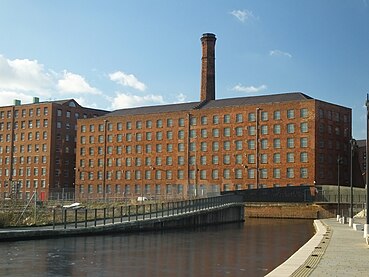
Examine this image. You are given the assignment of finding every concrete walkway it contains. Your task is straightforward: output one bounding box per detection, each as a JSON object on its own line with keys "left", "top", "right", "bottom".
{"left": 266, "top": 217, "right": 369, "bottom": 276}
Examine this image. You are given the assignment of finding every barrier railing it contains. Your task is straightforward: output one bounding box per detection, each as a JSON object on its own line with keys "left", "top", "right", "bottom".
{"left": 54, "top": 194, "right": 244, "bottom": 230}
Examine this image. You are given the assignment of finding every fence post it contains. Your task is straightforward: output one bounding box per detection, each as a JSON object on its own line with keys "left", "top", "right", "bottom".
{"left": 143, "top": 204, "right": 145, "bottom": 220}
{"left": 85, "top": 209, "right": 88, "bottom": 228}
{"left": 120, "top": 206, "right": 123, "bottom": 223}
{"left": 53, "top": 208, "right": 56, "bottom": 230}
{"left": 136, "top": 205, "right": 138, "bottom": 221}
{"left": 94, "top": 209, "right": 97, "bottom": 226}
{"left": 150, "top": 204, "right": 152, "bottom": 219}
{"left": 162, "top": 203, "right": 164, "bottom": 217}
{"left": 103, "top": 208, "right": 106, "bottom": 225}
{"left": 63, "top": 209, "right": 67, "bottom": 229}
{"left": 74, "top": 209, "right": 78, "bottom": 229}
{"left": 112, "top": 207, "right": 115, "bottom": 224}
{"left": 128, "top": 205, "right": 131, "bottom": 222}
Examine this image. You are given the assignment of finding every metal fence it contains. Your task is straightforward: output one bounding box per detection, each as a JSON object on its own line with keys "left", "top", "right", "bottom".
{"left": 53, "top": 194, "right": 244, "bottom": 230}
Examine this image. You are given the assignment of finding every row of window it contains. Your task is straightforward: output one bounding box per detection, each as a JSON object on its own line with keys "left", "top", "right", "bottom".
{"left": 0, "top": 107, "right": 49, "bottom": 119}
{"left": 0, "top": 143, "right": 48, "bottom": 154}
{"left": 318, "top": 109, "right": 349, "bottom": 123}
{"left": 0, "top": 131, "right": 48, "bottom": 143}
{"left": 78, "top": 167, "right": 309, "bottom": 181}
{"left": 79, "top": 123, "right": 309, "bottom": 145}
{"left": 79, "top": 151, "right": 309, "bottom": 169}
{"left": 0, "top": 179, "right": 46, "bottom": 189}
{"left": 0, "top": 167, "right": 47, "bottom": 177}
{"left": 80, "top": 109, "right": 310, "bottom": 133}
{"left": 79, "top": 137, "right": 309, "bottom": 157}
{"left": 0, "top": 119, "right": 49, "bottom": 131}
{"left": 0, "top": 156, "right": 48, "bottom": 165}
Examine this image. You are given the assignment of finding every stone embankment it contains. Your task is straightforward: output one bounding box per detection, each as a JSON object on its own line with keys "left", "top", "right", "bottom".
{"left": 245, "top": 203, "right": 336, "bottom": 219}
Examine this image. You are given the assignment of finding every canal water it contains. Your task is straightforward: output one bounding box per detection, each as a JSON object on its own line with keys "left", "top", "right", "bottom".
{"left": 0, "top": 218, "right": 314, "bottom": 277}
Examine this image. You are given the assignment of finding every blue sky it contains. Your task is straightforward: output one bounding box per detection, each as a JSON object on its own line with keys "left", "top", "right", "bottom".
{"left": 0, "top": 1, "right": 368, "bottom": 138}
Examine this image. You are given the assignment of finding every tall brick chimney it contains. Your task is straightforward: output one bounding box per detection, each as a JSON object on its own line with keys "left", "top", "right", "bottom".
{"left": 200, "top": 33, "right": 216, "bottom": 102}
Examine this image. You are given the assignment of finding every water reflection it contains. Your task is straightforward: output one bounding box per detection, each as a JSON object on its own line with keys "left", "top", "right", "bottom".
{"left": 0, "top": 218, "right": 313, "bottom": 277}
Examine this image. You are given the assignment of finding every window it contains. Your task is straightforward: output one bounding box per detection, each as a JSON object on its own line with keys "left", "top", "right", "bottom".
{"left": 274, "top": 110, "right": 281, "bottom": 120}
{"left": 300, "top": 168, "right": 308, "bottom": 178}
{"left": 260, "top": 169, "right": 267, "bottom": 179}
{"left": 287, "top": 123, "right": 295, "bottom": 134}
{"left": 223, "top": 154, "right": 230, "bottom": 165}
{"left": 136, "top": 121, "right": 142, "bottom": 129}
{"left": 212, "top": 128, "right": 219, "bottom": 137}
{"left": 300, "top": 137, "right": 308, "bottom": 148}
{"left": 235, "top": 140, "right": 243, "bottom": 150}
{"left": 235, "top": 154, "right": 242, "bottom": 164}
{"left": 261, "top": 125, "right": 268, "bottom": 135}
{"left": 167, "top": 131, "right": 173, "bottom": 140}
{"left": 178, "top": 118, "right": 185, "bottom": 127}
{"left": 235, "top": 169, "right": 243, "bottom": 179}
{"left": 248, "top": 140, "right": 255, "bottom": 150}
{"left": 201, "top": 129, "right": 207, "bottom": 138}
{"left": 273, "top": 138, "right": 281, "bottom": 149}
{"left": 287, "top": 109, "right": 295, "bottom": 119}
{"left": 231, "top": 113, "right": 241, "bottom": 123}
{"left": 248, "top": 154, "right": 255, "bottom": 164}
{"left": 167, "top": 118, "right": 173, "bottom": 127}
{"left": 300, "top": 108, "right": 308, "bottom": 118}
{"left": 190, "top": 129, "right": 196, "bottom": 138}
{"left": 156, "top": 131, "right": 163, "bottom": 140}
{"left": 200, "top": 170, "right": 206, "bottom": 180}
{"left": 156, "top": 119, "right": 163, "bottom": 128}
{"left": 236, "top": 127, "right": 243, "bottom": 136}
{"left": 273, "top": 153, "right": 281, "bottom": 163}
{"left": 248, "top": 126, "right": 256, "bottom": 136}
{"left": 201, "top": 142, "right": 207, "bottom": 151}
{"left": 248, "top": 112, "right": 256, "bottom": 122}
{"left": 261, "top": 111, "right": 268, "bottom": 121}
{"left": 212, "top": 169, "right": 219, "bottom": 179}
{"left": 287, "top": 168, "right": 294, "bottom": 178}
{"left": 248, "top": 169, "right": 255, "bottom": 179}
{"left": 166, "top": 156, "right": 173, "bottom": 165}
{"left": 201, "top": 116, "right": 207, "bottom": 125}
{"left": 223, "top": 114, "right": 231, "bottom": 123}
{"left": 300, "top": 152, "right": 308, "bottom": 162}
{"left": 224, "top": 127, "right": 231, "bottom": 137}
{"left": 167, "top": 143, "right": 173, "bottom": 152}
{"left": 223, "top": 141, "right": 230, "bottom": 151}
{"left": 178, "top": 156, "right": 185, "bottom": 165}
{"left": 178, "top": 130, "right": 184, "bottom": 139}
{"left": 287, "top": 138, "right": 295, "bottom": 148}
{"left": 260, "top": 154, "right": 268, "bottom": 164}
{"left": 301, "top": 122, "right": 308, "bottom": 133}
{"left": 178, "top": 143, "right": 185, "bottom": 152}
{"left": 126, "top": 121, "right": 132, "bottom": 129}
{"left": 223, "top": 169, "right": 230, "bottom": 179}
{"left": 273, "top": 168, "right": 281, "bottom": 178}
{"left": 190, "top": 117, "right": 197, "bottom": 126}
{"left": 287, "top": 152, "right": 295, "bottom": 163}
{"left": 212, "top": 155, "right": 219, "bottom": 165}
{"left": 261, "top": 139, "right": 268, "bottom": 149}
{"left": 213, "top": 115, "right": 219, "bottom": 124}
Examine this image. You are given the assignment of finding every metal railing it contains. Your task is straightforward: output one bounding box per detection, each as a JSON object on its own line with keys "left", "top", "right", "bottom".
{"left": 53, "top": 194, "right": 243, "bottom": 230}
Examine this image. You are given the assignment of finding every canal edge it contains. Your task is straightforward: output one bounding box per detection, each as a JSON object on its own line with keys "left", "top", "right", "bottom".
{"left": 265, "top": 219, "right": 332, "bottom": 277}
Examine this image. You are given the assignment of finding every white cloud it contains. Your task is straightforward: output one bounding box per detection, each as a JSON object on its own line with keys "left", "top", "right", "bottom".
{"left": 109, "top": 71, "right": 147, "bottom": 91}
{"left": 176, "top": 93, "right": 186, "bottom": 103}
{"left": 232, "top": 84, "right": 267, "bottom": 93}
{"left": 57, "top": 70, "right": 100, "bottom": 94}
{"left": 111, "top": 92, "right": 165, "bottom": 109}
{"left": 269, "top": 49, "right": 292, "bottom": 58}
{"left": 230, "top": 10, "right": 257, "bottom": 22}
{"left": 0, "top": 54, "right": 102, "bottom": 107}
{"left": 0, "top": 55, "right": 54, "bottom": 94}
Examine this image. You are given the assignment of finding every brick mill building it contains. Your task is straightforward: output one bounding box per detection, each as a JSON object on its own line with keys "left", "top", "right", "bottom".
{"left": 0, "top": 97, "right": 107, "bottom": 200}
{"left": 74, "top": 33, "right": 352, "bottom": 201}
